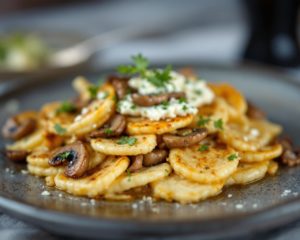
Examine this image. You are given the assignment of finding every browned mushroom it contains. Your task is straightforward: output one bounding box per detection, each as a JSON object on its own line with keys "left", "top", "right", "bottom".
{"left": 49, "top": 141, "right": 89, "bottom": 178}
{"left": 162, "top": 128, "right": 208, "bottom": 148}
{"left": 277, "top": 137, "right": 300, "bottom": 167}
{"left": 5, "top": 150, "right": 28, "bottom": 162}
{"left": 128, "top": 155, "right": 143, "bottom": 172}
{"left": 90, "top": 114, "right": 126, "bottom": 138}
{"left": 131, "top": 92, "right": 186, "bottom": 107}
{"left": 246, "top": 101, "right": 265, "bottom": 119}
{"left": 108, "top": 75, "right": 129, "bottom": 99}
{"left": 2, "top": 116, "right": 36, "bottom": 140}
{"left": 143, "top": 149, "right": 168, "bottom": 167}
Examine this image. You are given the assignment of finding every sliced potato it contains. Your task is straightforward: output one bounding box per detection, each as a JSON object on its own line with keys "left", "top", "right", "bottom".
{"left": 27, "top": 164, "right": 63, "bottom": 177}
{"left": 126, "top": 115, "right": 193, "bottom": 135}
{"left": 240, "top": 143, "right": 283, "bottom": 163}
{"left": 7, "top": 129, "right": 45, "bottom": 151}
{"left": 27, "top": 150, "right": 51, "bottom": 168}
{"left": 220, "top": 119, "right": 282, "bottom": 152}
{"left": 190, "top": 98, "right": 229, "bottom": 133}
{"left": 72, "top": 76, "right": 93, "bottom": 102}
{"left": 267, "top": 161, "right": 279, "bottom": 176}
{"left": 54, "top": 156, "right": 129, "bottom": 197}
{"left": 169, "top": 144, "right": 239, "bottom": 184}
{"left": 108, "top": 163, "right": 171, "bottom": 193}
{"left": 151, "top": 174, "right": 223, "bottom": 204}
{"left": 226, "top": 161, "right": 269, "bottom": 186}
{"left": 209, "top": 83, "right": 247, "bottom": 118}
{"left": 91, "top": 135, "right": 156, "bottom": 156}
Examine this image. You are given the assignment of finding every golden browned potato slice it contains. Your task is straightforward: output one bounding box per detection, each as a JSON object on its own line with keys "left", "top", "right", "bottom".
{"left": 91, "top": 135, "right": 156, "bottom": 156}
{"left": 151, "top": 174, "right": 223, "bottom": 204}
{"left": 54, "top": 156, "right": 130, "bottom": 197}
{"left": 108, "top": 163, "right": 171, "bottom": 193}
{"left": 27, "top": 164, "right": 63, "bottom": 177}
{"left": 126, "top": 115, "right": 193, "bottom": 135}
{"left": 7, "top": 129, "right": 45, "bottom": 151}
{"left": 226, "top": 161, "right": 270, "bottom": 186}
{"left": 169, "top": 145, "right": 239, "bottom": 184}
{"left": 72, "top": 76, "right": 93, "bottom": 102}
{"left": 189, "top": 97, "right": 229, "bottom": 133}
{"left": 209, "top": 83, "right": 247, "bottom": 119}
{"left": 267, "top": 161, "right": 279, "bottom": 175}
{"left": 220, "top": 119, "right": 282, "bottom": 152}
{"left": 46, "top": 84, "right": 116, "bottom": 136}
{"left": 240, "top": 143, "right": 283, "bottom": 163}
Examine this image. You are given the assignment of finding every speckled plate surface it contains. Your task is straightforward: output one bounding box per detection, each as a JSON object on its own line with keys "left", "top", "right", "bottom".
{"left": 0, "top": 64, "right": 300, "bottom": 239}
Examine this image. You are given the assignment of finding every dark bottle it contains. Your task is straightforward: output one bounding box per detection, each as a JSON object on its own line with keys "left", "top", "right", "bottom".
{"left": 243, "top": 0, "right": 300, "bottom": 67}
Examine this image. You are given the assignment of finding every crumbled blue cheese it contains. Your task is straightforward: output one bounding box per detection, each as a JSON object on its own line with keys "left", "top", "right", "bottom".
{"left": 119, "top": 71, "right": 214, "bottom": 120}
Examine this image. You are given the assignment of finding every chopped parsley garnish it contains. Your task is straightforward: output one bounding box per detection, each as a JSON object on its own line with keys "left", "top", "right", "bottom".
{"left": 130, "top": 104, "right": 136, "bottom": 110}
{"left": 198, "top": 144, "right": 209, "bottom": 152}
{"left": 56, "top": 151, "right": 72, "bottom": 161}
{"left": 214, "top": 119, "right": 224, "bottom": 130}
{"left": 197, "top": 116, "right": 210, "bottom": 127}
{"left": 161, "top": 100, "right": 170, "bottom": 110}
{"left": 54, "top": 124, "right": 66, "bottom": 135}
{"left": 178, "top": 97, "right": 187, "bottom": 103}
{"left": 228, "top": 153, "right": 238, "bottom": 161}
{"left": 104, "top": 128, "right": 113, "bottom": 135}
{"left": 126, "top": 169, "right": 131, "bottom": 181}
{"left": 117, "top": 136, "right": 137, "bottom": 146}
{"left": 56, "top": 101, "right": 76, "bottom": 114}
{"left": 182, "top": 105, "right": 188, "bottom": 111}
{"left": 88, "top": 85, "right": 98, "bottom": 99}
{"left": 194, "top": 90, "right": 202, "bottom": 95}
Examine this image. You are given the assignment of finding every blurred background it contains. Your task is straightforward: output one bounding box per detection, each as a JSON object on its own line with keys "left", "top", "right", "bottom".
{"left": 0, "top": 0, "right": 299, "bottom": 76}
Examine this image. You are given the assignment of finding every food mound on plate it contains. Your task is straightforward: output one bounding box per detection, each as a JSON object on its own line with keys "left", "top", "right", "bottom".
{"left": 1, "top": 54, "right": 292, "bottom": 204}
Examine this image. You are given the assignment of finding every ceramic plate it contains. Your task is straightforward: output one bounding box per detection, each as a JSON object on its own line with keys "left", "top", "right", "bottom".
{"left": 0, "top": 64, "right": 300, "bottom": 239}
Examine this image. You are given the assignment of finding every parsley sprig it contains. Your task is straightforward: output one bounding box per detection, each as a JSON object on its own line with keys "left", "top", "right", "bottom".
{"left": 117, "top": 54, "right": 172, "bottom": 88}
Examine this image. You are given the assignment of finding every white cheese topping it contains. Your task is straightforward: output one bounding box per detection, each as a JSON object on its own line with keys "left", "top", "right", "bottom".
{"left": 118, "top": 70, "right": 214, "bottom": 121}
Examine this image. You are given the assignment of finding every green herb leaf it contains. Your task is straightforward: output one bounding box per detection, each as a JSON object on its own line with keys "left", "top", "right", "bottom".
{"left": 197, "top": 116, "right": 210, "bottom": 127}
{"left": 198, "top": 144, "right": 209, "bottom": 152}
{"left": 161, "top": 100, "right": 170, "bottom": 110}
{"left": 117, "top": 136, "right": 137, "bottom": 146}
{"left": 56, "top": 101, "right": 76, "bottom": 114}
{"left": 54, "top": 124, "right": 66, "bottom": 135}
{"left": 104, "top": 128, "right": 113, "bottom": 135}
{"left": 117, "top": 53, "right": 149, "bottom": 75}
{"left": 130, "top": 104, "right": 137, "bottom": 110}
{"left": 182, "top": 105, "right": 188, "bottom": 111}
{"left": 178, "top": 97, "right": 187, "bottom": 103}
{"left": 88, "top": 85, "right": 98, "bottom": 99}
{"left": 214, "top": 119, "right": 224, "bottom": 130}
{"left": 57, "top": 151, "right": 72, "bottom": 160}
{"left": 126, "top": 169, "right": 131, "bottom": 181}
{"left": 146, "top": 65, "right": 172, "bottom": 88}
{"left": 228, "top": 153, "right": 238, "bottom": 161}
{"left": 194, "top": 90, "right": 202, "bottom": 95}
